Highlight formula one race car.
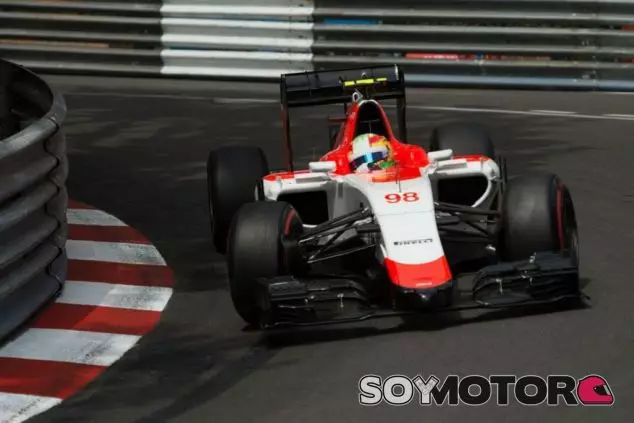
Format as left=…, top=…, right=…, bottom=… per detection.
left=207, top=65, right=581, bottom=328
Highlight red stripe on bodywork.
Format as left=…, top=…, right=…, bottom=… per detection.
left=68, top=225, right=151, bottom=244
left=67, top=260, right=174, bottom=287
left=0, top=357, right=104, bottom=399
left=31, top=303, right=162, bottom=336
left=453, top=154, right=490, bottom=162
left=384, top=256, right=453, bottom=288
left=263, top=170, right=312, bottom=181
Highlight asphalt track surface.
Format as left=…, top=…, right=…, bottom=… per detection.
left=29, top=76, right=634, bottom=423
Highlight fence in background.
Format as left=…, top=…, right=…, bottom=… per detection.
left=0, top=58, right=67, bottom=341
left=1, top=0, right=634, bottom=88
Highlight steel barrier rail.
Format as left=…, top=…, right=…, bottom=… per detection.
left=0, top=58, right=67, bottom=341
left=311, top=0, right=634, bottom=89
left=0, top=0, right=316, bottom=79
left=159, top=2, right=314, bottom=79
left=2, top=0, right=634, bottom=88
left=0, top=0, right=165, bottom=75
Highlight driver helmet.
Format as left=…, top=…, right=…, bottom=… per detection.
left=348, top=133, right=394, bottom=172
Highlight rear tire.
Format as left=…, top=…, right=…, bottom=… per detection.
left=207, top=146, right=269, bottom=254
left=227, top=201, right=303, bottom=326
left=428, top=122, right=496, bottom=206
left=499, top=173, right=578, bottom=264
left=429, top=122, right=496, bottom=159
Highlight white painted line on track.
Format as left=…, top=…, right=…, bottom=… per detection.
left=66, top=92, right=216, bottom=101
left=66, top=209, right=127, bottom=227
left=409, top=105, right=634, bottom=121
left=66, top=240, right=167, bottom=266
left=0, top=394, right=61, bottom=423
left=0, top=329, right=140, bottom=367
left=64, top=92, right=634, bottom=122
left=213, top=97, right=280, bottom=104
left=530, top=109, right=577, bottom=114
left=603, top=113, right=634, bottom=119
left=58, top=281, right=173, bottom=311
left=67, top=92, right=278, bottom=103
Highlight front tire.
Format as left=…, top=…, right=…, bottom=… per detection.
left=207, top=146, right=269, bottom=254
left=227, top=201, right=303, bottom=326
left=499, top=173, right=578, bottom=264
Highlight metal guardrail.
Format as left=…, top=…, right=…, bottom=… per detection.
left=1, top=0, right=634, bottom=88
left=0, top=0, right=315, bottom=79
left=0, top=0, right=164, bottom=75
left=312, top=0, right=634, bottom=89
left=0, top=58, right=67, bottom=341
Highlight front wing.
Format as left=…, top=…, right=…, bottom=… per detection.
left=253, top=252, right=582, bottom=329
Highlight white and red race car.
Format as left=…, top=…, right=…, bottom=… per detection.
left=207, top=65, right=581, bottom=328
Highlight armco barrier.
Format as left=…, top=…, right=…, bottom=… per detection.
left=0, top=0, right=165, bottom=75
left=1, top=0, right=634, bottom=88
left=0, top=0, right=315, bottom=79
left=312, top=0, right=634, bottom=89
left=0, top=58, right=67, bottom=341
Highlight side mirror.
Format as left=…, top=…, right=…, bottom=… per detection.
left=427, top=149, right=453, bottom=162
left=309, top=161, right=336, bottom=173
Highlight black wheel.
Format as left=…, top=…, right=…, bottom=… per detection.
left=499, top=173, right=578, bottom=264
left=227, top=201, right=303, bottom=326
left=428, top=122, right=496, bottom=206
left=429, top=122, right=496, bottom=158
left=207, top=146, right=269, bottom=254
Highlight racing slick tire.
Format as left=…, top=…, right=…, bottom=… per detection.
left=499, top=173, right=578, bottom=265
left=428, top=122, right=497, bottom=207
left=227, top=201, right=303, bottom=326
left=207, top=146, right=269, bottom=254
left=429, top=121, right=496, bottom=159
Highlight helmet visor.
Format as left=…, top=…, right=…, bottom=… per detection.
left=350, top=151, right=386, bottom=171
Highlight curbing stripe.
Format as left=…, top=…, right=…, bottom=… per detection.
left=0, top=358, right=103, bottom=398
left=0, top=394, right=62, bottom=423
left=56, top=281, right=172, bottom=311
left=0, top=200, right=175, bottom=423
left=68, top=225, right=152, bottom=244
left=30, top=304, right=163, bottom=336
left=66, top=260, right=174, bottom=287
left=0, top=329, right=141, bottom=367
left=67, top=200, right=94, bottom=210
left=66, top=240, right=167, bottom=266
left=67, top=209, right=127, bottom=227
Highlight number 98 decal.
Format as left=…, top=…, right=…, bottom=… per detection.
left=384, top=192, right=419, bottom=203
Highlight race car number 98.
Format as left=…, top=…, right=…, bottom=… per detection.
left=385, top=192, right=419, bottom=203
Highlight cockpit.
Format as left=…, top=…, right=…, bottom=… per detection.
left=354, top=100, right=390, bottom=139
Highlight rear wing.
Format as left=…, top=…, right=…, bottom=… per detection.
left=281, top=65, right=405, bottom=107
left=279, top=65, right=408, bottom=171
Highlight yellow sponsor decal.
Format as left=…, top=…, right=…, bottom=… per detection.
left=343, top=77, right=387, bottom=87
